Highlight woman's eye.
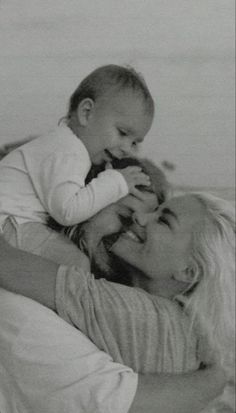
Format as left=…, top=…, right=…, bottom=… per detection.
left=158, top=216, right=170, bottom=227
left=118, top=129, right=127, bottom=137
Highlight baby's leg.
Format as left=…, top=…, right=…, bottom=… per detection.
left=2, top=218, right=89, bottom=268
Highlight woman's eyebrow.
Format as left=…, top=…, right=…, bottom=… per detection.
left=162, top=207, right=179, bottom=223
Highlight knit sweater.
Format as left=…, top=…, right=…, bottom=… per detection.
left=56, top=265, right=199, bottom=374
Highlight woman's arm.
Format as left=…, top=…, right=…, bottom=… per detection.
left=0, top=236, right=57, bottom=309
left=130, top=364, right=226, bottom=413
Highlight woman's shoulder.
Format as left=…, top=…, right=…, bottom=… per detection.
left=99, top=278, right=184, bottom=317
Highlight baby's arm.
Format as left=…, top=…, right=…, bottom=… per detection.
left=39, top=152, right=151, bottom=226
left=39, top=153, right=133, bottom=226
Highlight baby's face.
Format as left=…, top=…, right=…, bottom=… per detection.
left=83, top=89, right=153, bottom=165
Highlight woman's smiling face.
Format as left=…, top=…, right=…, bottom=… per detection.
left=111, top=194, right=205, bottom=291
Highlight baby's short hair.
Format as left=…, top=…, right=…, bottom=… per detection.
left=67, top=64, right=154, bottom=118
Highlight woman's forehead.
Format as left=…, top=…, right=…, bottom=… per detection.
left=119, top=190, right=158, bottom=212
left=159, top=195, right=205, bottom=222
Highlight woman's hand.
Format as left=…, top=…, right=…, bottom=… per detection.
left=207, top=362, right=227, bottom=386
left=197, top=335, right=219, bottom=365
left=130, top=361, right=227, bottom=413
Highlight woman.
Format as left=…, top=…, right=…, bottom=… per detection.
left=110, top=192, right=235, bottom=369
left=48, top=189, right=235, bottom=374
left=0, top=145, right=233, bottom=411
left=0, top=192, right=234, bottom=411
left=4, top=191, right=235, bottom=368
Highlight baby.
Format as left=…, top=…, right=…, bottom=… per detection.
left=0, top=65, right=154, bottom=265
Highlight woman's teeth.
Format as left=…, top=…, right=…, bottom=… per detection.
left=125, top=230, right=140, bottom=242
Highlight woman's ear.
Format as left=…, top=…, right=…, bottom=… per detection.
left=173, top=266, right=197, bottom=283
left=76, top=98, right=94, bottom=126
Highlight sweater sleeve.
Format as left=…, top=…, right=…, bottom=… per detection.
left=38, top=152, right=129, bottom=225
left=56, top=265, right=137, bottom=366
left=56, top=265, right=199, bottom=374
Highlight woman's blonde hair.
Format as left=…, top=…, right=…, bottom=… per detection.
left=182, top=192, right=235, bottom=366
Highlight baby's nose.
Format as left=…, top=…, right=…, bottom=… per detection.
left=120, top=141, right=134, bottom=157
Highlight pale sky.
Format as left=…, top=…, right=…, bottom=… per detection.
left=0, top=0, right=235, bottom=187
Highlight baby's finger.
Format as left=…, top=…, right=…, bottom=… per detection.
left=127, top=166, right=142, bottom=172
left=134, top=174, right=151, bottom=185
left=130, top=187, right=143, bottom=198
left=105, top=161, right=113, bottom=169
left=130, top=187, right=148, bottom=200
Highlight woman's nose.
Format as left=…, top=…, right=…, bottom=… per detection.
left=132, top=211, right=148, bottom=226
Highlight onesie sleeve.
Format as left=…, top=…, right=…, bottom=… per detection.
left=38, top=152, right=129, bottom=225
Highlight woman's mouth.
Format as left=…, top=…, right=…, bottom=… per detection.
left=120, top=230, right=144, bottom=243
left=103, top=232, right=121, bottom=251
left=103, top=229, right=143, bottom=253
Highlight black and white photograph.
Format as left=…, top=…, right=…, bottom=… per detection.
left=0, top=1, right=235, bottom=412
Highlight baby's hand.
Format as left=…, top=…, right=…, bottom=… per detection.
left=118, top=166, right=151, bottom=195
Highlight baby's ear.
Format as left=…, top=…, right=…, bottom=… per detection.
left=77, top=98, right=94, bottom=126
